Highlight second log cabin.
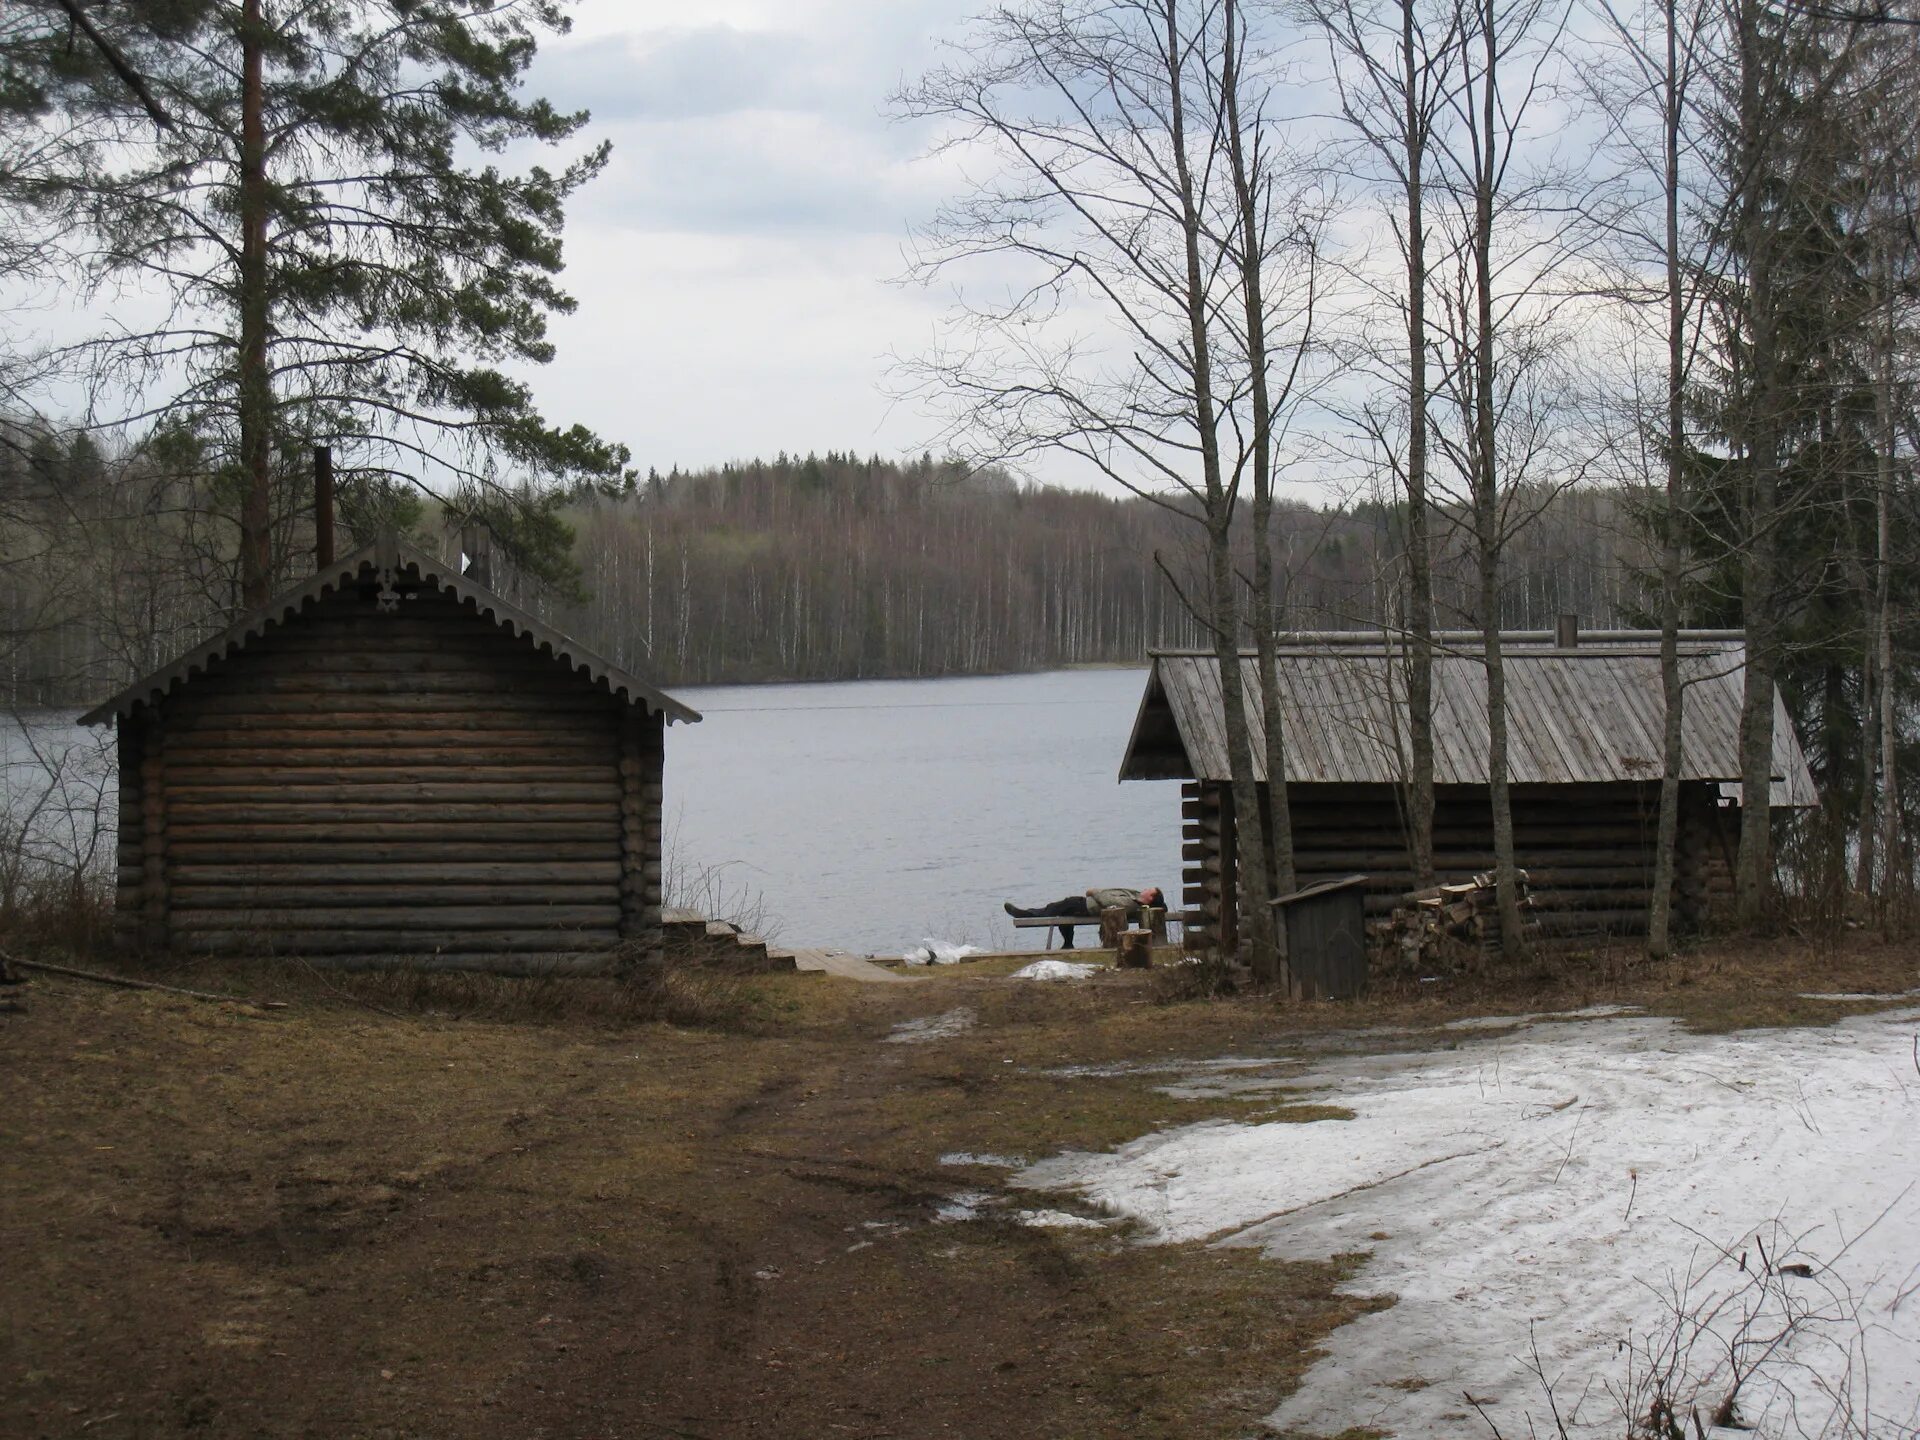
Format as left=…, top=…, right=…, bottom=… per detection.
left=1118, top=627, right=1818, bottom=951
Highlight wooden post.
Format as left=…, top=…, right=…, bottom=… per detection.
left=138, top=714, right=169, bottom=951
left=1116, top=928, right=1153, bottom=968
left=1144, top=905, right=1168, bottom=943
left=314, top=444, right=335, bottom=567
left=1097, top=905, right=1127, bottom=949
left=619, top=707, right=666, bottom=970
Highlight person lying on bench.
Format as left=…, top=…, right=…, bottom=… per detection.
left=1003, top=886, right=1165, bottom=949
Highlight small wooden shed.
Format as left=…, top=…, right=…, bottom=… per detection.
left=1119, top=629, right=1818, bottom=951
left=81, top=535, right=700, bottom=973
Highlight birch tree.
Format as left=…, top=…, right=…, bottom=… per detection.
left=897, top=0, right=1321, bottom=980
left=1305, top=0, right=1465, bottom=890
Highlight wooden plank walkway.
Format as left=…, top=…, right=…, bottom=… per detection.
left=774, top=947, right=921, bottom=983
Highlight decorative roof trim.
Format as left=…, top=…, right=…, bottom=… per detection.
left=79, top=536, right=701, bottom=728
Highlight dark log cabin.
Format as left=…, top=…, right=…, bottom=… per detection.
left=81, top=534, right=700, bottom=974
left=1118, top=628, right=1818, bottom=950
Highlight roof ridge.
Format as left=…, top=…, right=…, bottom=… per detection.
left=79, top=534, right=700, bottom=727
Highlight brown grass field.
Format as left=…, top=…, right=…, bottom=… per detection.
left=2, top=933, right=1915, bottom=1440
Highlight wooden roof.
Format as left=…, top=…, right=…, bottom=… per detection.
left=80, top=535, right=701, bottom=727
left=1119, top=635, right=1817, bottom=805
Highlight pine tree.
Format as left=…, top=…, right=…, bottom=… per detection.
left=18, top=0, right=624, bottom=606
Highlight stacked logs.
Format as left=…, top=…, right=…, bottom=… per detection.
left=1373, top=870, right=1541, bottom=969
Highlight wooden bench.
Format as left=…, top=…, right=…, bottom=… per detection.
left=1010, top=914, right=1101, bottom=950
left=1011, top=908, right=1173, bottom=950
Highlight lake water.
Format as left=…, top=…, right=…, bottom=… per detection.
left=670, top=669, right=1182, bottom=955
left=4, top=669, right=1184, bottom=956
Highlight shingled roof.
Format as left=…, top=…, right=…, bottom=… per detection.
left=1119, top=633, right=1816, bottom=806
left=80, top=534, right=701, bottom=727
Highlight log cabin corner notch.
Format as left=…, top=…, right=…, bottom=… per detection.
left=81, top=534, right=701, bottom=974
left=1119, top=630, right=1818, bottom=951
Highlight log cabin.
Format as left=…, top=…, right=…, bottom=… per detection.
left=81, top=533, right=700, bottom=974
left=1118, top=626, right=1818, bottom=951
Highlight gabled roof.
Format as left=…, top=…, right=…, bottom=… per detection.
left=80, top=535, right=701, bottom=727
left=1120, top=633, right=1817, bottom=806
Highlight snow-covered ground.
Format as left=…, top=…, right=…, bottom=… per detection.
left=1016, top=1008, right=1920, bottom=1438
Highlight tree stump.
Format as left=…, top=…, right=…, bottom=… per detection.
left=1143, top=905, right=1168, bottom=943
left=1116, top=927, right=1153, bottom=969
left=1098, top=905, right=1128, bottom=949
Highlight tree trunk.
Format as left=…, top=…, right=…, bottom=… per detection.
left=238, top=0, right=272, bottom=609
left=1401, top=0, right=1437, bottom=892
left=1471, top=0, right=1530, bottom=962
left=1733, top=0, right=1779, bottom=929
left=1165, top=0, right=1275, bottom=982
left=1224, top=0, right=1297, bottom=917
left=1648, top=0, right=1685, bottom=961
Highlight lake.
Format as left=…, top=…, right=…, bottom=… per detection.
left=670, top=668, right=1182, bottom=955
left=4, top=669, right=1184, bottom=956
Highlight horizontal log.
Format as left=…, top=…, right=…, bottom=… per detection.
left=165, top=803, right=617, bottom=825
left=167, top=841, right=620, bottom=864
left=164, top=784, right=621, bottom=806
left=162, top=764, right=619, bottom=786
left=1287, top=847, right=1661, bottom=870
left=174, top=692, right=618, bottom=719
left=174, top=931, right=626, bottom=956
left=163, top=730, right=617, bottom=753
left=1288, top=826, right=1657, bottom=850
left=183, top=669, right=606, bottom=698
left=195, top=648, right=604, bottom=676
left=171, top=861, right=624, bottom=885
left=172, top=904, right=623, bottom=931
left=165, top=821, right=623, bottom=842
left=170, top=884, right=616, bottom=908
left=167, top=711, right=619, bottom=737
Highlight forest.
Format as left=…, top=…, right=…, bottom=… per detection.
left=2, top=0, right=1918, bottom=953
left=0, top=437, right=1651, bottom=703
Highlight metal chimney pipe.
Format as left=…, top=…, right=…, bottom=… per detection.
left=314, top=444, right=335, bottom=567
left=1556, top=612, right=1579, bottom=648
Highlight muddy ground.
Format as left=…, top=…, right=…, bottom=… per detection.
left=2, top=936, right=1915, bottom=1440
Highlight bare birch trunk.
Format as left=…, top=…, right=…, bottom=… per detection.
left=1470, top=0, right=1530, bottom=961
left=1648, top=0, right=1686, bottom=961
left=1401, top=0, right=1438, bottom=891
left=1872, top=235, right=1900, bottom=920
left=1166, top=0, right=1275, bottom=980
left=1224, top=0, right=1297, bottom=916
left=238, top=0, right=272, bottom=608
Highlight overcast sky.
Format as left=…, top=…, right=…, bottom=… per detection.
left=523, top=0, right=992, bottom=484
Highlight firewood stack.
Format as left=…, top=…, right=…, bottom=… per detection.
left=1372, top=870, right=1542, bottom=969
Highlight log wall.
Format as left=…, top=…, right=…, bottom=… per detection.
left=115, top=580, right=664, bottom=973
left=1177, top=779, right=1735, bottom=951
left=1181, top=781, right=1235, bottom=952
left=1280, top=781, right=1732, bottom=937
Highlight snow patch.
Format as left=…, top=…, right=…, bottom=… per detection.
left=1009, top=959, right=1100, bottom=981
left=1017, top=1209, right=1112, bottom=1230
left=934, top=1191, right=993, bottom=1223
left=940, top=1151, right=1025, bottom=1169
left=902, top=938, right=983, bottom=965
left=1015, top=1009, right=1920, bottom=1438
left=883, top=1007, right=977, bottom=1044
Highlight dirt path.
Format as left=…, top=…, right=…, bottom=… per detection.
left=3, top=937, right=1913, bottom=1440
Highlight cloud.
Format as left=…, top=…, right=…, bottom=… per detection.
left=568, top=108, right=955, bottom=237
left=533, top=24, right=819, bottom=122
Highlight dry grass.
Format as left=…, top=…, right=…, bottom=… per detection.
left=3, top=927, right=1915, bottom=1440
